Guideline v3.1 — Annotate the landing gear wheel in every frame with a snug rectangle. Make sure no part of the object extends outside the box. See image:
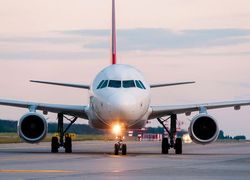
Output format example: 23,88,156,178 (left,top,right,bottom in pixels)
64,136,72,153
175,138,182,154
114,143,119,155
51,137,59,153
122,144,127,155
162,138,169,154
